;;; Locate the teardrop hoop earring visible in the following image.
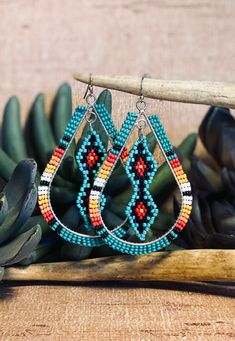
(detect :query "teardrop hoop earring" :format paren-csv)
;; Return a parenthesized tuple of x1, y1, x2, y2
(38, 75, 129, 247)
(89, 75, 193, 254)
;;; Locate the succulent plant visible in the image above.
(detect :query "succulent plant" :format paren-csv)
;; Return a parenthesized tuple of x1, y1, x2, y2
(177, 191, 235, 249)
(0, 160, 43, 279)
(175, 106, 235, 249)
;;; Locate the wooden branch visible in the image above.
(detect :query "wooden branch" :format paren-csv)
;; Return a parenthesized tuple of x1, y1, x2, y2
(74, 73, 235, 109)
(3, 250, 235, 282)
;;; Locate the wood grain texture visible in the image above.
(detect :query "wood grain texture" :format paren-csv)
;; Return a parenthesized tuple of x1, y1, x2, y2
(74, 74, 235, 108)
(0, 284, 235, 340)
(3, 250, 235, 283)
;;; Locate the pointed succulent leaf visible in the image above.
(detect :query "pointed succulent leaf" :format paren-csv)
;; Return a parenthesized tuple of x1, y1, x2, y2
(0, 193, 8, 226)
(221, 168, 235, 194)
(62, 205, 81, 228)
(198, 194, 215, 235)
(0, 149, 17, 181)
(0, 199, 24, 244)
(60, 156, 81, 185)
(2, 96, 28, 162)
(0, 184, 37, 244)
(60, 206, 91, 261)
(3, 159, 37, 208)
(182, 218, 206, 249)
(19, 235, 58, 265)
(0, 160, 37, 243)
(176, 133, 197, 158)
(191, 156, 224, 192)
(12, 184, 38, 229)
(51, 83, 73, 143)
(16, 215, 50, 236)
(151, 212, 175, 238)
(218, 127, 235, 169)
(51, 83, 76, 159)
(210, 200, 235, 235)
(30, 94, 56, 167)
(60, 242, 92, 261)
(199, 107, 235, 158)
(50, 186, 78, 205)
(0, 225, 42, 266)
(215, 216, 235, 236)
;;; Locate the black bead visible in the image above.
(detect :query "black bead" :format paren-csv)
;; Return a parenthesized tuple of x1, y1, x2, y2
(166, 150, 174, 157)
(58, 143, 66, 150)
(183, 191, 192, 196)
(63, 136, 71, 142)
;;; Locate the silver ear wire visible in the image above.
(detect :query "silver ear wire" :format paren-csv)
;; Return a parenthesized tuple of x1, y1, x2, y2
(83, 73, 96, 105)
(136, 73, 151, 112)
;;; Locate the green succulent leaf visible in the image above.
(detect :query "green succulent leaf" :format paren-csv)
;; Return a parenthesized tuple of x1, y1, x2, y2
(0, 225, 42, 266)
(0, 160, 37, 244)
(0, 149, 17, 181)
(30, 94, 56, 167)
(151, 212, 175, 238)
(0, 185, 37, 244)
(19, 235, 57, 265)
(60, 206, 90, 261)
(210, 200, 235, 236)
(199, 107, 235, 164)
(3, 159, 37, 207)
(102, 209, 126, 228)
(16, 215, 50, 236)
(177, 133, 197, 157)
(2, 96, 28, 163)
(51, 83, 76, 159)
(60, 242, 92, 261)
(51, 83, 73, 143)
(60, 156, 81, 185)
(0, 193, 8, 226)
(62, 205, 81, 228)
(219, 127, 235, 169)
(50, 186, 78, 205)
(222, 168, 235, 196)
(191, 156, 224, 193)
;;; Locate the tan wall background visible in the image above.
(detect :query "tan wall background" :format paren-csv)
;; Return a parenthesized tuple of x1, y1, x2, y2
(1, 0, 235, 149)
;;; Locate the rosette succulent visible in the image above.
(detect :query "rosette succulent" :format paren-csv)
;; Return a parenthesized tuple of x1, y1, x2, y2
(176, 107, 235, 249)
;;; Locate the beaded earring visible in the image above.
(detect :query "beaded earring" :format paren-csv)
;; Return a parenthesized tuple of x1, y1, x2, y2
(89, 77, 193, 254)
(38, 77, 128, 247)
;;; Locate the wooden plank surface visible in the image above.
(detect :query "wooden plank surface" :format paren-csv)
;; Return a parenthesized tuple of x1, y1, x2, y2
(0, 283, 235, 340)
(1, 0, 235, 340)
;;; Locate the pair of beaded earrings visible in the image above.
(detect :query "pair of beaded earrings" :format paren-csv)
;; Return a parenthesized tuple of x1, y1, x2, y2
(38, 75, 193, 255)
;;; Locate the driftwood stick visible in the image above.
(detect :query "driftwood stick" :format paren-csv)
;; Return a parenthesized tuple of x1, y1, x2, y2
(74, 73, 235, 109)
(3, 250, 235, 282)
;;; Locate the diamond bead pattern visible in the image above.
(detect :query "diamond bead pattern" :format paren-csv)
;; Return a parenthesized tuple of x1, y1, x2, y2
(76, 131, 106, 230)
(125, 136, 158, 241)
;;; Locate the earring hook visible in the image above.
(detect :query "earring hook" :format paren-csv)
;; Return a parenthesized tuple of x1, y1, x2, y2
(139, 73, 151, 99)
(136, 73, 151, 112)
(83, 73, 94, 99)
